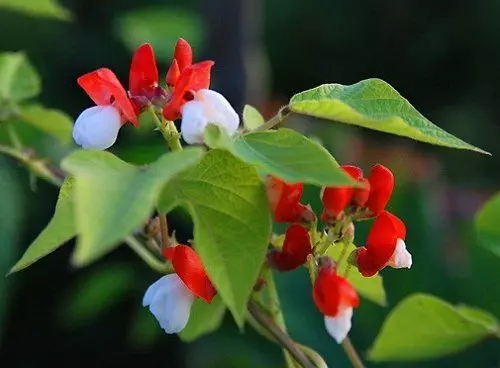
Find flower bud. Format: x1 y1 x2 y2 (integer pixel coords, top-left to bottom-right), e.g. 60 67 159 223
72 105 122 150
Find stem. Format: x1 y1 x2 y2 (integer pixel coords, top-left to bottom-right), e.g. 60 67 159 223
149 106 183 152
251 106 290 133
341 337 365 368
7 123 22 149
247 301 315 368
124 236 173 274
158 213 169 251
337 241 349 266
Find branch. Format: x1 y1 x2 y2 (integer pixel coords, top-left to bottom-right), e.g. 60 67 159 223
247 300 315 368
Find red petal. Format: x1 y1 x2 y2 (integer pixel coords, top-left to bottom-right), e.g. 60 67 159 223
77 68 138 126
313 265 359 316
266 176 306 223
184 60 214 91
165 245 216 303
268 224 312 271
366 164 394 215
351 178 371 207
166 59 180 86
341 165 363 181
358 211 406 275
129 43 159 97
174 38 193 71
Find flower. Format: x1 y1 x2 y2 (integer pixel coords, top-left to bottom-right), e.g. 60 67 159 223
143 245 216 334
313 259 359 343
180 89 239 144
163 38 214 121
268 224 312 271
266 176 311 223
355 211 412 277
73 105 122 149
321 165 367 222
365 164 394 216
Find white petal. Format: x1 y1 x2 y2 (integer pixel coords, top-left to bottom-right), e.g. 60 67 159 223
72 105 121 150
387 238 412 269
195 89 240 136
144 274 195 334
180 101 208 144
324 307 353 343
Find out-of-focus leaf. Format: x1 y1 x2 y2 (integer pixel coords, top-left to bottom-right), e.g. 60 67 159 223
475 192 500 256
368 294 499 362
9 177 75 273
327 242 386 306
179 296 226 342
0 52 40 104
21 105 73 144
289 79 488 154
61 148 204 267
58 264 136 327
0 0 71 20
243 105 265 130
158 150 271 327
114 7 203 63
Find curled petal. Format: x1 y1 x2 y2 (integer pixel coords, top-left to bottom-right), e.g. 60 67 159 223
266 176 306 223
72 105 121 149
194 89 239 135
77 68 138 126
313 264 359 316
324 307 353 343
143 274 195 334
180 100 208 144
129 43 159 97
163 245 216 302
166 59 180 86
366 164 394 215
174 38 193 71
268 224 312 271
386 238 412 269
321 165 362 221
351 178 371 207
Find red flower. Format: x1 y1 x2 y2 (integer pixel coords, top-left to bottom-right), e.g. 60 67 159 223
313 260 359 316
163 38 214 121
78 68 138 126
356 211 411 277
321 165 364 222
128 43 159 100
266 176 309 223
268 224 312 271
163 245 217 303
365 164 394 216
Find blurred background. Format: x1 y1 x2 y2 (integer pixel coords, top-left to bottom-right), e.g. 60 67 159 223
1 0 500 366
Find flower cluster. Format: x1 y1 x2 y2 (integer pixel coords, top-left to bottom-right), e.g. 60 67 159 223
73 39 239 150
265 164 412 343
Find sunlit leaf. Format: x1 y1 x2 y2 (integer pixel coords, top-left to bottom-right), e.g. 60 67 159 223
0 52 40 103
179 296 226 342
475 192 500 257
243 105 265 130
0 0 70 20
21 104 73 144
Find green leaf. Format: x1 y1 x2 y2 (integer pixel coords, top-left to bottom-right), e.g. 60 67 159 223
368 294 499 362
233 128 354 186
158 149 271 326
203 124 235 151
0 0 71 20
21 104 73 144
9 177 75 273
243 105 265 130
61 148 204 267
0 53 40 104
475 192 500 256
327 242 386 306
179 296 226 342
289 79 488 154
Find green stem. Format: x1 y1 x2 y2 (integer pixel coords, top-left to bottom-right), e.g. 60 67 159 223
158 213 169 251
124 235 173 274
251 106 290 133
337 241 350 266
342 337 365 368
149 106 183 152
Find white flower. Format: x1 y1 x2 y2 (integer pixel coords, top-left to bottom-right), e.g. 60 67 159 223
324 306 353 343
73 105 122 150
180 89 239 144
387 238 412 269
142 274 195 334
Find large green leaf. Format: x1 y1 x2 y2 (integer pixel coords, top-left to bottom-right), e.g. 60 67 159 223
327 242 386 306
0 0 71 20
179 296 226 342
243 104 265 130
61 148 204 267
0 53 40 104
368 294 499 362
158 149 271 326
9 177 75 273
289 79 488 154
21 105 73 144
475 192 500 256
233 128 354 186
